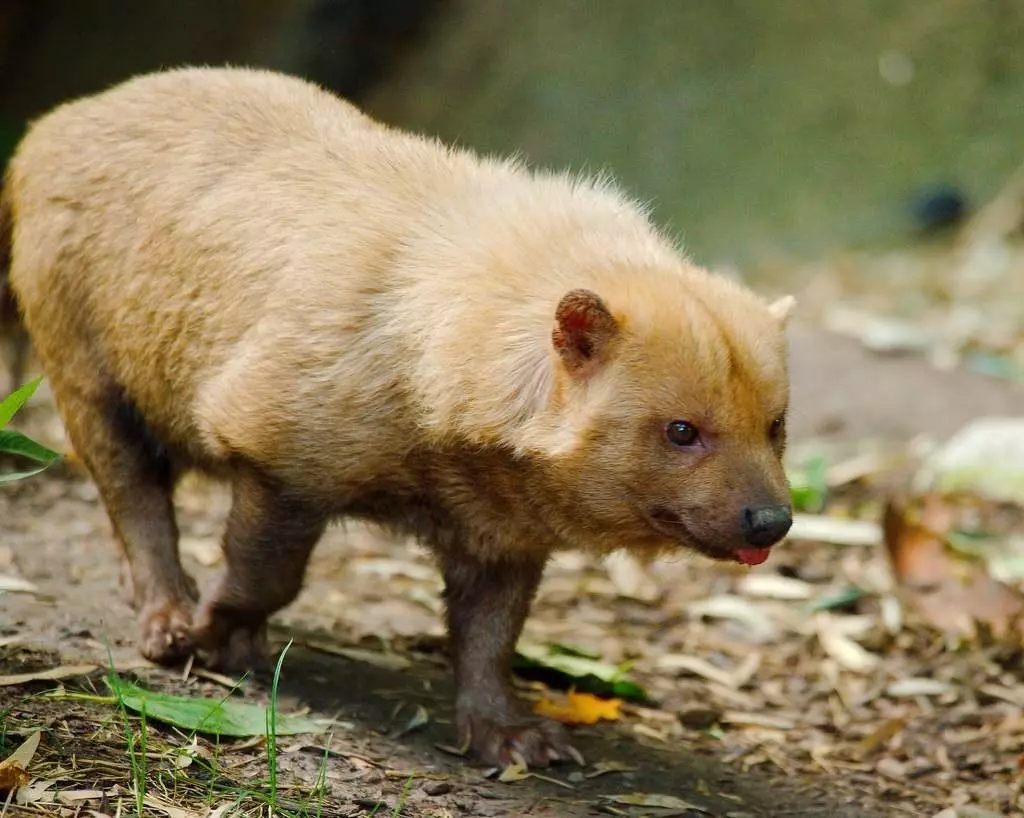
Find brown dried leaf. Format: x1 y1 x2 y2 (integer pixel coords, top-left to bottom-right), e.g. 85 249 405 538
0 574 39 594
882 494 956 585
583 760 638 779
816 614 880 673
788 514 883 547
605 792 711 811
178 535 222 567
882 495 1024 639
854 718 906 758
142 792 205 818
602 550 662 602
392 704 430 737
13 778 55 806
298 639 411 671
0 730 40 792
0 664 98 686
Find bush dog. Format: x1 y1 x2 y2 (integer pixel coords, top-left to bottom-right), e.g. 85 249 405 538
3 67 795 767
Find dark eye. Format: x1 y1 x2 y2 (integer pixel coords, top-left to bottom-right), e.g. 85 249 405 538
666 420 701 448
769 415 786 440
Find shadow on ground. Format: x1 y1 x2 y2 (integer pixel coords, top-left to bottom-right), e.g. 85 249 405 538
266 636 888 817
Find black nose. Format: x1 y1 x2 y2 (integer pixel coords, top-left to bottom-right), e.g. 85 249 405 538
740 504 793 547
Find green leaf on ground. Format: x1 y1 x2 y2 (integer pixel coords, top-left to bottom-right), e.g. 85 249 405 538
106 679 326 738
548 643 603 661
514 640 648 702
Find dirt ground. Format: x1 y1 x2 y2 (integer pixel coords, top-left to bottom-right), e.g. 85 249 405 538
2 324 1023 818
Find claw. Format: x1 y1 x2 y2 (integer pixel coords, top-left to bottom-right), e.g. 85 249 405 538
457 709 584 768
566 745 585 766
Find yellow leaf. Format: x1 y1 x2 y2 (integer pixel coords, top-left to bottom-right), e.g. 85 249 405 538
534 690 622 725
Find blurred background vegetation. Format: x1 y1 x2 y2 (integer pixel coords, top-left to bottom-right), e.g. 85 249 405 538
1 0 1022 272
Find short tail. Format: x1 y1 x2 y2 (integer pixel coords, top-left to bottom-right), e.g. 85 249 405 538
0 177 30 392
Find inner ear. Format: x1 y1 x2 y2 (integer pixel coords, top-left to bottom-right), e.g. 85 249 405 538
552 288 619 377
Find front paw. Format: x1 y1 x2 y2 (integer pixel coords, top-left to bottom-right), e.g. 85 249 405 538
189 602 272 677
457 706 584 768
137 596 195 665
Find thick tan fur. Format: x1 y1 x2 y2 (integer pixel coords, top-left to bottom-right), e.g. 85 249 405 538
3 66 794 767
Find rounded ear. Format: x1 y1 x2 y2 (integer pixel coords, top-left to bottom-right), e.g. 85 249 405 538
768 295 796 325
552 289 619 378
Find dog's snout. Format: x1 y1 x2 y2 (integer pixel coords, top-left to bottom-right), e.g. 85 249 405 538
740 503 792 547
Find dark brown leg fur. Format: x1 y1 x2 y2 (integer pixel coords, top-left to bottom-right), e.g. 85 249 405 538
442 550 583 768
6 324 29 392
55 385 196 663
191 466 327 673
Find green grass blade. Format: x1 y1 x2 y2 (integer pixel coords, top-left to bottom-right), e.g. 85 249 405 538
266 640 293 805
0 376 43 428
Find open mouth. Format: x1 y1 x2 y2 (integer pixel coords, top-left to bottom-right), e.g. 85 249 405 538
646 507 773 566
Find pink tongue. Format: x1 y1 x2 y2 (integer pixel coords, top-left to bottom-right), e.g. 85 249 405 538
735 547 772 566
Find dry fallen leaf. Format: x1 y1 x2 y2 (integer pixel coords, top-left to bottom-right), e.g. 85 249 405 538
721 711 796 730
788 514 883 547
885 678 955 698
605 792 711 812
492 760 575 790
583 760 638 779
143 792 206 818
0 664 98 686
298 639 411 671
688 594 780 643
0 574 39 595
58 789 116 803
533 690 622 725
602 550 662 602
737 573 815 600
657 652 760 691
0 730 40 792
13 778 56 806
883 494 1024 639
916 417 1024 505
496 761 530 783
815 614 880 674
392 704 430 737
178 535 222 567
854 718 906 758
